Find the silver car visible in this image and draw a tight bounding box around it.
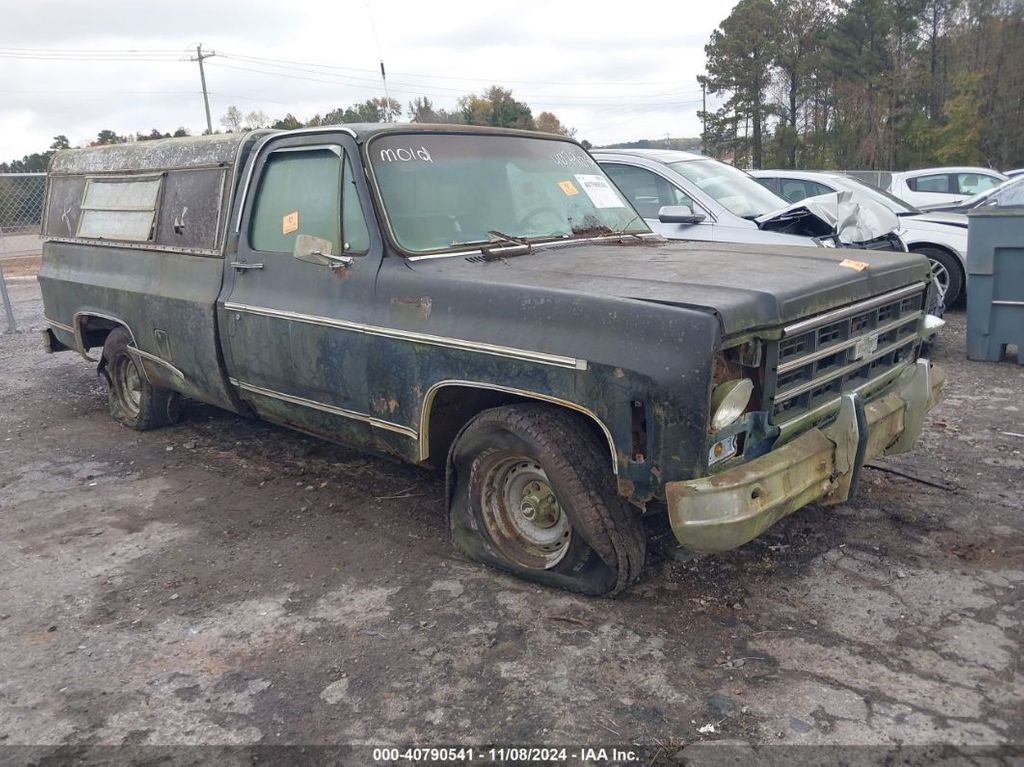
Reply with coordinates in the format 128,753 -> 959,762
593,149 -> 904,251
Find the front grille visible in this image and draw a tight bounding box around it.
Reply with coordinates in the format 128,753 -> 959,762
768,283 -> 926,427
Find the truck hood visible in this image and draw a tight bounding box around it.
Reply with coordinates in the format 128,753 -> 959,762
754,190 -> 900,244
419,239 -> 929,337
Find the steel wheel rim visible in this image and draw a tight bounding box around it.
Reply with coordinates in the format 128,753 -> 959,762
115,354 -> 143,417
480,455 -> 572,570
930,258 -> 950,300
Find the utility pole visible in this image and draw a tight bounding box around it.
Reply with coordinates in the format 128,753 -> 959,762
701,80 -> 707,155
191,44 -> 216,134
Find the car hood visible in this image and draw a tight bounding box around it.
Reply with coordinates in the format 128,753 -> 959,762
418,239 -> 929,337
908,211 -> 969,228
754,190 -> 900,244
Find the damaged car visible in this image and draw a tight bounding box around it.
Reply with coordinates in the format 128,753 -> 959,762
594,149 -> 906,251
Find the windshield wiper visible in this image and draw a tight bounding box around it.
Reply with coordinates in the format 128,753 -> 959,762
610,214 -> 647,240
484,230 -> 534,253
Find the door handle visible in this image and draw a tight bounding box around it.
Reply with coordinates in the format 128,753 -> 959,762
230,261 -> 264,271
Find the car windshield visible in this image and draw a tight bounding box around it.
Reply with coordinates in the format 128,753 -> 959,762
961,176 -> 1024,209
834,176 -> 920,214
667,158 -> 788,218
369,133 -> 649,253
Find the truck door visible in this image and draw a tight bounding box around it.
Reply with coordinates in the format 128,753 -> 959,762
218,133 -> 379,450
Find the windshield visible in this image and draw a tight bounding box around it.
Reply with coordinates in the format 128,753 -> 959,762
369,134 -> 649,253
961,176 -> 1024,209
834,176 -> 920,214
667,158 -> 788,218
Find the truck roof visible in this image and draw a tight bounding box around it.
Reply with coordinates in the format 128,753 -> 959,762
49,123 -> 574,176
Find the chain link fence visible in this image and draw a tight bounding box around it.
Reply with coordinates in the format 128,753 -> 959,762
834,170 -> 894,191
0,172 -> 46,332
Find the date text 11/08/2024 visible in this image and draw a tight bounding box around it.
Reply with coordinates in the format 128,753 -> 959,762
371,746 -> 639,762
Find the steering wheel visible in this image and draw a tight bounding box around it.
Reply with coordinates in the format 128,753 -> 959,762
517,207 -> 569,234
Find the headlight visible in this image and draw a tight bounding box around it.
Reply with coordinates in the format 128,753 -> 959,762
711,378 -> 754,431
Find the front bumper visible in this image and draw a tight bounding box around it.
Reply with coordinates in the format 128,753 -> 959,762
666,359 -> 945,553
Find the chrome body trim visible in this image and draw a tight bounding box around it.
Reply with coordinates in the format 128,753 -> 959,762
222,301 -> 588,370
229,378 -> 418,439
777,312 -> 923,374
45,317 -> 75,335
126,346 -> 185,382
782,282 -> 926,337
43,237 -> 221,258
72,310 -> 137,362
418,379 -> 618,473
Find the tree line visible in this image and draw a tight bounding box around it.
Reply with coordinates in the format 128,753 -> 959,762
0,86 -> 582,173
700,0 -> 1024,170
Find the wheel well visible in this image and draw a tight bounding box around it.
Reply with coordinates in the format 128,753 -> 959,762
423,384 -> 617,473
76,315 -> 128,353
909,243 -> 964,276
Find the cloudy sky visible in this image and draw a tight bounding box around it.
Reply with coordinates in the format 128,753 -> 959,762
0,0 -> 734,162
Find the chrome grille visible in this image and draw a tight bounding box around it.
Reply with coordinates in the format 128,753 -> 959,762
769,283 -> 926,427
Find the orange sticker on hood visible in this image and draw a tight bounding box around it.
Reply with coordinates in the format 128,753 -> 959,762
839,258 -> 869,271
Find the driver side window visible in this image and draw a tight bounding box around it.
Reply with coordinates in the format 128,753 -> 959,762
604,163 -> 696,219
250,148 -> 341,254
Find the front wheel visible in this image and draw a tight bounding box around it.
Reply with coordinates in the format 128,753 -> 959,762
915,247 -> 964,308
447,404 -> 647,596
101,327 -> 181,431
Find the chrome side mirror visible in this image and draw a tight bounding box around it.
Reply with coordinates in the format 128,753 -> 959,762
293,234 -> 353,267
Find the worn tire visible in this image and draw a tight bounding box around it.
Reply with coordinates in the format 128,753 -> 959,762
914,246 -> 964,308
447,404 -> 646,597
101,327 -> 181,431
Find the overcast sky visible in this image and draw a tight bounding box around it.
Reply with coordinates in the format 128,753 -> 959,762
0,0 -> 734,162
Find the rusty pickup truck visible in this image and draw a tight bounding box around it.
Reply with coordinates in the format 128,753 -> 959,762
38,125 -> 944,596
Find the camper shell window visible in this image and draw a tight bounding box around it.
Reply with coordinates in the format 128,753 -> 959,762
77,176 -> 162,242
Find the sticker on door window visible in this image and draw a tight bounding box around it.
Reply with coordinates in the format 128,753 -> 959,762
282,211 -> 299,235
574,174 -> 625,208
558,180 -> 579,196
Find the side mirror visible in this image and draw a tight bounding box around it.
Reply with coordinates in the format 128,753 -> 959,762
658,205 -> 707,225
293,234 -> 353,267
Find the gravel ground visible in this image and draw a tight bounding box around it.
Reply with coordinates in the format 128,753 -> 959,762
0,275 -> 1021,762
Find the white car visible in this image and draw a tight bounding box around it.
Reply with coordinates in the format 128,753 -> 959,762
752,170 -> 969,306
888,166 -> 1007,208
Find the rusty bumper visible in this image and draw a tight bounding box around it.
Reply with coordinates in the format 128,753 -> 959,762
667,359 -> 945,554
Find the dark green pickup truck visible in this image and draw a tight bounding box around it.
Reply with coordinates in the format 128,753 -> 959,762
39,124 -> 944,595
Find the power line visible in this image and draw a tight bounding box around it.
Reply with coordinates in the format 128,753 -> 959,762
0,45 -> 689,88
217,50 -> 687,87
208,59 -> 700,103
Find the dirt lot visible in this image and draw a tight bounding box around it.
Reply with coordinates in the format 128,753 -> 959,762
0,273 -> 1021,761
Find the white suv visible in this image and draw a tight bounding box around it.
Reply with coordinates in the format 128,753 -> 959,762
889,167 -> 1007,208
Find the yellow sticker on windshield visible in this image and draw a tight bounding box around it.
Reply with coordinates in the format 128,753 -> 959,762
839,258 -> 869,271
558,180 -> 579,196
282,211 -> 299,235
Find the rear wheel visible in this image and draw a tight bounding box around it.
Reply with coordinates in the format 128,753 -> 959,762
914,246 -> 964,308
447,404 -> 646,596
101,327 -> 181,430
